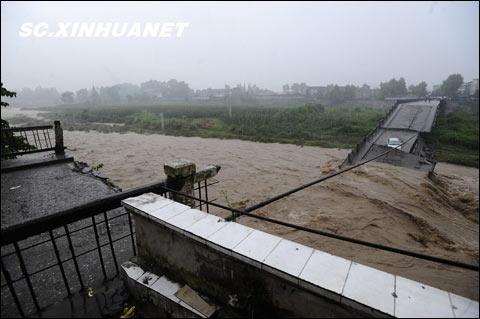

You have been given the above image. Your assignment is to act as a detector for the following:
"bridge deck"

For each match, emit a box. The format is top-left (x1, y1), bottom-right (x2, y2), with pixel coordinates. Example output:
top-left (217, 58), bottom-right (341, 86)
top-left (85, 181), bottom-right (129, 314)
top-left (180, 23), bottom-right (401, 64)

top-left (350, 100), bottom-right (441, 168)
top-left (384, 101), bottom-right (440, 132)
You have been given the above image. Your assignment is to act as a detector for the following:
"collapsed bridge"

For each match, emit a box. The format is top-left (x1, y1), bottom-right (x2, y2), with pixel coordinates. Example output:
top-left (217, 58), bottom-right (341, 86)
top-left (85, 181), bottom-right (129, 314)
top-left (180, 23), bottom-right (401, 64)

top-left (342, 99), bottom-right (444, 172)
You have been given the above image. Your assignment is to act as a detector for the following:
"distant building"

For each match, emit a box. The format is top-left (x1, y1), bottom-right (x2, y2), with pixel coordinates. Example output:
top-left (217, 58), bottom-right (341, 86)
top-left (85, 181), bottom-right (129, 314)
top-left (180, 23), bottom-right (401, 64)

top-left (461, 79), bottom-right (479, 96)
top-left (194, 88), bottom-right (228, 99)
top-left (306, 86), bottom-right (328, 98)
top-left (355, 85), bottom-right (374, 99)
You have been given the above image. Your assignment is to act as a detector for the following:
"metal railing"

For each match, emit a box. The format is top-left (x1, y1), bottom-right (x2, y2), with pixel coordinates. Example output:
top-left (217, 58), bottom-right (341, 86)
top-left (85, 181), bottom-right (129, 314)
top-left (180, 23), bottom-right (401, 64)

top-left (1, 121), bottom-right (64, 158)
top-left (340, 101), bottom-right (400, 167)
top-left (0, 178), bottom-right (217, 318)
top-left (192, 179), bottom-right (219, 212)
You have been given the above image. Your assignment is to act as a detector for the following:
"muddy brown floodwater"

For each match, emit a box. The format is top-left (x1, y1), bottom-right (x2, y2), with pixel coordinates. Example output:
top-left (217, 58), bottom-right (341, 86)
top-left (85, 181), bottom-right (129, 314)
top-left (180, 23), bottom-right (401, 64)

top-left (62, 130), bottom-right (480, 301)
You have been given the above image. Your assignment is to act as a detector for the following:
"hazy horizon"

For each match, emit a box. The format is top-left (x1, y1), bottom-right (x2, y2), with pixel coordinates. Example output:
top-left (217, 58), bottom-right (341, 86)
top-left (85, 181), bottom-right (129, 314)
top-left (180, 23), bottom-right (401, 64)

top-left (1, 1), bottom-right (479, 92)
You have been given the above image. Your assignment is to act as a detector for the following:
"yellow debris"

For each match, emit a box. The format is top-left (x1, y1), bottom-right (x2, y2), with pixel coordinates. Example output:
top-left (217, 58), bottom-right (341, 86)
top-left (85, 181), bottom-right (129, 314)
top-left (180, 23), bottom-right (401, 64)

top-left (120, 305), bottom-right (135, 318)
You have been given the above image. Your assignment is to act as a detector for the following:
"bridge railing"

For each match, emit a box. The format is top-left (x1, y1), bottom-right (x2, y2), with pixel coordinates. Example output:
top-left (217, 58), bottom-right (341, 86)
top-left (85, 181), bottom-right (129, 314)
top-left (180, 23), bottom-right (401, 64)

top-left (340, 100), bottom-right (400, 167)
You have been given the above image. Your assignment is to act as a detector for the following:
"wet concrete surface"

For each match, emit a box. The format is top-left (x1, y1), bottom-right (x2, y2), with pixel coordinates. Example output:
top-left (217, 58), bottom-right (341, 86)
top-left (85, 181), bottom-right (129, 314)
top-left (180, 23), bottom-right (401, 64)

top-left (1, 152), bottom-right (72, 172)
top-left (32, 278), bottom-right (129, 318)
top-left (1, 159), bottom-right (115, 228)
top-left (1, 155), bottom-right (135, 317)
top-left (384, 101), bottom-right (439, 132)
top-left (370, 129), bottom-right (419, 153)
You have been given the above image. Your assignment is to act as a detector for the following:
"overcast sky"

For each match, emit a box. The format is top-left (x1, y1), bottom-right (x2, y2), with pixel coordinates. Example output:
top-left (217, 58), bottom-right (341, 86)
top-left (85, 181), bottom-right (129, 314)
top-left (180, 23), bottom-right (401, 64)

top-left (1, 1), bottom-right (478, 92)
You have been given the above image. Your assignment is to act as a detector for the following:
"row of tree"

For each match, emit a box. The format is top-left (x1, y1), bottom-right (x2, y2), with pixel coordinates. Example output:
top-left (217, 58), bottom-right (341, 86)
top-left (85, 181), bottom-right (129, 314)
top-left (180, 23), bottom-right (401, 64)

top-left (58, 81), bottom-right (275, 105)
top-left (5, 73), bottom-right (476, 107)
top-left (378, 74), bottom-right (475, 99)
top-left (60, 79), bottom-right (194, 105)
top-left (281, 74), bottom-right (474, 103)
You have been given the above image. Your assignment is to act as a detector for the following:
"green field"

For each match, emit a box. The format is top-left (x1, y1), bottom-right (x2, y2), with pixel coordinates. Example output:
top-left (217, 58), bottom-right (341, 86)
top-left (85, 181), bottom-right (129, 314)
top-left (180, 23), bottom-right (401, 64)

top-left (428, 108), bottom-right (479, 167)
top-left (39, 103), bottom-right (385, 149)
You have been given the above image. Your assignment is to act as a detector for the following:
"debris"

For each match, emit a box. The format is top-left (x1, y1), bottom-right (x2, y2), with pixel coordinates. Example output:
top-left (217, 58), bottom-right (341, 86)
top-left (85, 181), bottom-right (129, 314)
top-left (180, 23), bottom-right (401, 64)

top-left (81, 167), bottom-right (92, 174)
top-left (92, 163), bottom-right (104, 171)
top-left (9, 185), bottom-right (21, 190)
top-left (175, 285), bottom-right (216, 317)
top-left (120, 305), bottom-right (135, 318)
top-left (142, 275), bottom-right (153, 285)
top-left (87, 287), bottom-right (94, 297)
top-left (228, 294), bottom-right (239, 308)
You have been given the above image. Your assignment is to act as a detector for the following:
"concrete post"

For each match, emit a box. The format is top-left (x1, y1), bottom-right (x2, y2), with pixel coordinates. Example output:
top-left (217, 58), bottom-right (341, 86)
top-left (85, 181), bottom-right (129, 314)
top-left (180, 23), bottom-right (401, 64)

top-left (54, 120), bottom-right (64, 155)
top-left (164, 159), bottom-right (196, 207)
top-left (194, 164), bottom-right (221, 182)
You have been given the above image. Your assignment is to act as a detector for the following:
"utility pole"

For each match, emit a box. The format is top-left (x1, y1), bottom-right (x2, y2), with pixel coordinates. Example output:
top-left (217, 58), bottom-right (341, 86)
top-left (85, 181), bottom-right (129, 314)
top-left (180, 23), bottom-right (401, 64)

top-left (227, 93), bottom-right (232, 119)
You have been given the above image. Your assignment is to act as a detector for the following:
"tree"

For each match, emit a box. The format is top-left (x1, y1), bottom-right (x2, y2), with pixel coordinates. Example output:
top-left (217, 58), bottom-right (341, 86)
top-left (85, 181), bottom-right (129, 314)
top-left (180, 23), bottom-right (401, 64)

top-left (326, 85), bottom-right (344, 104)
top-left (290, 83), bottom-right (308, 95)
top-left (90, 86), bottom-right (100, 104)
top-left (60, 91), bottom-right (74, 104)
top-left (440, 74), bottom-right (463, 97)
top-left (344, 85), bottom-right (356, 100)
top-left (76, 88), bottom-right (89, 103)
top-left (0, 83), bottom-right (15, 108)
top-left (1, 83), bottom-right (35, 159)
top-left (282, 84), bottom-right (290, 94)
top-left (100, 86), bottom-right (121, 103)
top-left (408, 81), bottom-right (428, 97)
top-left (379, 78), bottom-right (407, 98)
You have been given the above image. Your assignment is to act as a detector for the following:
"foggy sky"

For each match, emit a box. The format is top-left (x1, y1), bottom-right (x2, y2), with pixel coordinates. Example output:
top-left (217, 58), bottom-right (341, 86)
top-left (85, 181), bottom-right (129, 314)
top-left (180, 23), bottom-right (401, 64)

top-left (1, 1), bottom-right (479, 92)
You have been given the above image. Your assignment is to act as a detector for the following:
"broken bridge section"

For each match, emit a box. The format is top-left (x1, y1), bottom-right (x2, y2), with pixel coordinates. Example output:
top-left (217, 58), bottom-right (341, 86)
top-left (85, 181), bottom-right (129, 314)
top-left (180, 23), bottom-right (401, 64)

top-left (342, 99), bottom-right (444, 172)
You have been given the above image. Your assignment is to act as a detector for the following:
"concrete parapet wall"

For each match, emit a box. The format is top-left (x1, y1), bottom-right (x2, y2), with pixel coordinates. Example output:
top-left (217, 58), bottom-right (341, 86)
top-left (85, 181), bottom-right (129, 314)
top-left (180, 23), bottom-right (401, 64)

top-left (121, 193), bottom-right (479, 318)
top-left (126, 204), bottom-right (362, 316)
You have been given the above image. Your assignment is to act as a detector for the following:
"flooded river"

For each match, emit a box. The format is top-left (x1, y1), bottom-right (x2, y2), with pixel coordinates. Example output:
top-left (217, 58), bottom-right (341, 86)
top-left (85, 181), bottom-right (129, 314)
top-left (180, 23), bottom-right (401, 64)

top-left (3, 108), bottom-right (479, 300)
top-left (62, 130), bottom-right (479, 300)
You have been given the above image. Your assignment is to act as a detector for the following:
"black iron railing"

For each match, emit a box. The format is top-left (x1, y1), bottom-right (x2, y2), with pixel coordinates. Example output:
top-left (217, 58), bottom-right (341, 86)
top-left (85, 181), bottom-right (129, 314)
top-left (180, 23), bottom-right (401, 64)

top-left (192, 179), bottom-right (219, 212)
top-left (1, 121), bottom-right (65, 158)
top-left (0, 178), bottom-right (217, 318)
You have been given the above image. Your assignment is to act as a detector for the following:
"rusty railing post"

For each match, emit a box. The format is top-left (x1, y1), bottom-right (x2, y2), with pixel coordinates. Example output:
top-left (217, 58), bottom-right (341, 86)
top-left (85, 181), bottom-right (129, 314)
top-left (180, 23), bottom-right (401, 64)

top-left (54, 121), bottom-right (64, 155)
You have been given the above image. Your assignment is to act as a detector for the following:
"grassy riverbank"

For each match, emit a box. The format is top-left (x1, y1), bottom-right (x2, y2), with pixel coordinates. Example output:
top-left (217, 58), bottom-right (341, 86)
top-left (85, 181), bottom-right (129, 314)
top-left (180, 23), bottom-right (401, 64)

top-left (39, 103), bottom-right (384, 149)
top-left (9, 101), bottom-right (479, 167)
top-left (429, 108), bottom-right (479, 167)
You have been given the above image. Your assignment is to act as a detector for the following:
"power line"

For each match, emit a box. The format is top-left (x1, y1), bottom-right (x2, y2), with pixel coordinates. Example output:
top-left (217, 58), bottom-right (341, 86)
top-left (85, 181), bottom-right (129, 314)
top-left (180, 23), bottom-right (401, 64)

top-left (244, 134), bottom-right (418, 213)
top-left (160, 134), bottom-right (479, 271)
top-left (162, 185), bottom-right (478, 272)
